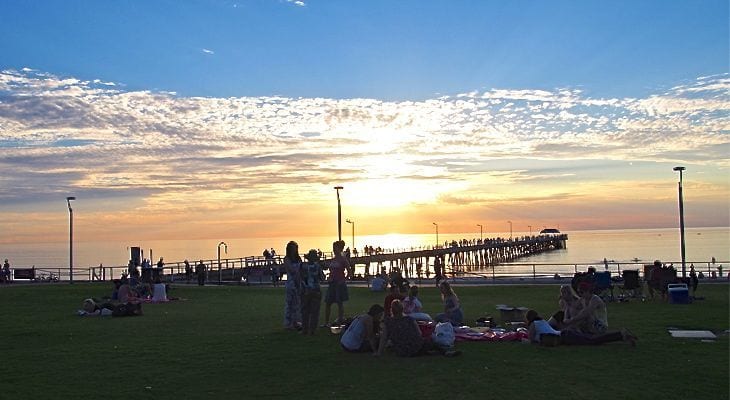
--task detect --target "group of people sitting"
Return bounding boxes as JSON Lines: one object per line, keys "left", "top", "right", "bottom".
{"left": 77, "top": 274, "right": 175, "bottom": 317}
{"left": 339, "top": 281, "right": 464, "bottom": 357}
{"left": 526, "top": 282, "right": 638, "bottom": 346}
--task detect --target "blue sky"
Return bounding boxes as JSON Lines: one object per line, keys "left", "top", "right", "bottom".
{"left": 1, "top": 0, "right": 727, "bottom": 100}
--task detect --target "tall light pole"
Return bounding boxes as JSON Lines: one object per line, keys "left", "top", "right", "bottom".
{"left": 528, "top": 225, "right": 532, "bottom": 236}
{"left": 334, "top": 186, "right": 344, "bottom": 242}
{"left": 66, "top": 196, "right": 76, "bottom": 284}
{"left": 432, "top": 222, "right": 439, "bottom": 249}
{"left": 507, "top": 220, "right": 512, "bottom": 240}
{"left": 345, "top": 219, "right": 355, "bottom": 250}
{"left": 217, "top": 241, "right": 227, "bottom": 282}
{"left": 476, "top": 224, "right": 483, "bottom": 240}
{"left": 673, "top": 166, "right": 687, "bottom": 278}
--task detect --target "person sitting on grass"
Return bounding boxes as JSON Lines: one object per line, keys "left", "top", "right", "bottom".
{"left": 375, "top": 299, "right": 460, "bottom": 357}
{"left": 370, "top": 274, "right": 386, "bottom": 292}
{"left": 526, "top": 309, "right": 637, "bottom": 346}
{"left": 340, "top": 304, "right": 384, "bottom": 353}
{"left": 117, "top": 277, "right": 143, "bottom": 305}
{"left": 402, "top": 285, "right": 432, "bottom": 321}
{"left": 435, "top": 281, "right": 463, "bottom": 326}
{"left": 563, "top": 281, "right": 611, "bottom": 335}
{"left": 383, "top": 284, "right": 404, "bottom": 317}
{"left": 548, "top": 285, "right": 583, "bottom": 330}
{"left": 151, "top": 276, "right": 169, "bottom": 303}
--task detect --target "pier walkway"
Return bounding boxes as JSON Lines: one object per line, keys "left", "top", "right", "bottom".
{"left": 211, "top": 234, "right": 568, "bottom": 284}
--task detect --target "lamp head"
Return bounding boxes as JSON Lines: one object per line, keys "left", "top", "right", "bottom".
{"left": 673, "top": 166, "right": 686, "bottom": 172}
{"left": 432, "top": 222, "right": 437, "bottom": 226}
{"left": 66, "top": 196, "right": 76, "bottom": 201}
{"left": 346, "top": 219, "right": 352, "bottom": 223}
{"left": 334, "top": 186, "right": 343, "bottom": 190}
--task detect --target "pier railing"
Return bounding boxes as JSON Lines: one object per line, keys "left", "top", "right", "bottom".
{"left": 6, "top": 259, "right": 727, "bottom": 285}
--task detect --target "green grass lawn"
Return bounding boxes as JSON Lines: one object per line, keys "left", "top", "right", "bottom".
{"left": 1, "top": 282, "right": 728, "bottom": 400}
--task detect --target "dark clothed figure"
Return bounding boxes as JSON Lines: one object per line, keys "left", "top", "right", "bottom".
{"left": 196, "top": 260, "right": 206, "bottom": 286}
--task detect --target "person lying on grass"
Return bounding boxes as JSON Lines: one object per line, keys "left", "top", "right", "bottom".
{"left": 375, "top": 299, "right": 460, "bottom": 357}
{"left": 340, "top": 304, "right": 384, "bottom": 353}
{"left": 526, "top": 309, "right": 637, "bottom": 346}
{"left": 77, "top": 298, "right": 114, "bottom": 316}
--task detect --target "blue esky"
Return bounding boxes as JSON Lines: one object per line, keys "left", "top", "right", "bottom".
{"left": 1, "top": 0, "right": 727, "bottom": 100}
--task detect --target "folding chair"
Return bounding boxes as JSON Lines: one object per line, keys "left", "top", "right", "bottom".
{"left": 619, "top": 269, "right": 642, "bottom": 299}
{"left": 593, "top": 271, "right": 614, "bottom": 301}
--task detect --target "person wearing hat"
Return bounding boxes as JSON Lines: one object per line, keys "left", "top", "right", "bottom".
{"left": 301, "top": 249, "right": 325, "bottom": 335}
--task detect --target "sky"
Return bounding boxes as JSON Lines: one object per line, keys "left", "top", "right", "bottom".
{"left": 0, "top": 0, "right": 728, "bottom": 244}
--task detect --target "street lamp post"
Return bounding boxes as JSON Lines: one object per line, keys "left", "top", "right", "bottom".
{"left": 507, "top": 220, "right": 512, "bottom": 240}
{"left": 673, "top": 166, "right": 687, "bottom": 278}
{"left": 334, "top": 186, "right": 344, "bottom": 242}
{"left": 217, "top": 241, "right": 227, "bottom": 283}
{"left": 346, "top": 219, "right": 355, "bottom": 250}
{"left": 528, "top": 225, "right": 532, "bottom": 236}
{"left": 432, "top": 222, "right": 439, "bottom": 249}
{"left": 66, "top": 196, "right": 76, "bottom": 284}
{"left": 476, "top": 224, "right": 483, "bottom": 240}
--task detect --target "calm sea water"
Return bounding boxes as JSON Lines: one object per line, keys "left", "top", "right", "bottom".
{"left": 1, "top": 227, "right": 727, "bottom": 277}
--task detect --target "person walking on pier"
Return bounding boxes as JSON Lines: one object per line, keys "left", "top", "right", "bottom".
{"left": 324, "top": 240, "right": 349, "bottom": 327}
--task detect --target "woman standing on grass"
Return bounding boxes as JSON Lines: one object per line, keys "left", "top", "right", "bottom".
{"left": 324, "top": 240, "right": 349, "bottom": 327}
{"left": 435, "top": 281, "right": 463, "bottom": 326}
{"left": 283, "top": 241, "right": 303, "bottom": 330}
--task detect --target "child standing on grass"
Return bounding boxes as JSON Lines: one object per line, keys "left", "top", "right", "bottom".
{"left": 301, "top": 249, "right": 324, "bottom": 335}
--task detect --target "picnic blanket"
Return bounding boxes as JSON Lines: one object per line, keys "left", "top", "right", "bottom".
{"left": 417, "top": 321, "right": 528, "bottom": 342}
{"left": 454, "top": 326, "right": 528, "bottom": 342}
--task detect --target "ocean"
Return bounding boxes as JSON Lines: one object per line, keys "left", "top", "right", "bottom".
{"left": 1, "top": 227, "right": 727, "bottom": 280}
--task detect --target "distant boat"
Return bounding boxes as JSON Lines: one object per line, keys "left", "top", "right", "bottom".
{"left": 539, "top": 228, "right": 561, "bottom": 235}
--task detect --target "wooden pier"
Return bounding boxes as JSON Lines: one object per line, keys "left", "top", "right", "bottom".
{"left": 77, "top": 234, "right": 568, "bottom": 284}
{"left": 235, "top": 234, "right": 567, "bottom": 284}
{"left": 344, "top": 234, "right": 568, "bottom": 279}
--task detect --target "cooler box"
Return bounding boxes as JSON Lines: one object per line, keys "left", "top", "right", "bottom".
{"left": 668, "top": 283, "right": 690, "bottom": 304}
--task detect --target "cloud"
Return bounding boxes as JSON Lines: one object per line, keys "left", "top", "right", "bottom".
{"left": 0, "top": 69, "right": 727, "bottom": 215}
{"left": 286, "top": 0, "right": 306, "bottom": 6}
{"left": 202, "top": 48, "right": 215, "bottom": 55}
